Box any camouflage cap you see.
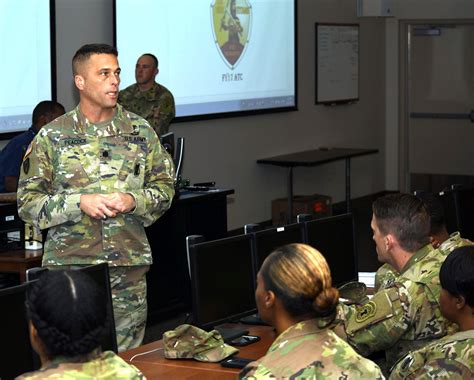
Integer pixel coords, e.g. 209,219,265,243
338,281,369,305
163,324,239,362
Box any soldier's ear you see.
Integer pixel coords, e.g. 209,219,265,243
384,234,394,250
74,74,85,90
455,295,466,310
265,290,276,308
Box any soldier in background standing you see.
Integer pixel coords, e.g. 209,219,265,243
17,43,175,352
118,53,175,137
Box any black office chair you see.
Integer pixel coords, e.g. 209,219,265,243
25,267,48,282
439,184,474,240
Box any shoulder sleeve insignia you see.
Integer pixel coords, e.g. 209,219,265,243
23,142,33,160
355,301,377,322
346,288,401,335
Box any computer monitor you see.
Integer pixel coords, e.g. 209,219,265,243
0,202,25,252
78,263,118,353
187,234,256,331
160,131,175,158
0,283,38,379
304,213,358,286
439,185,474,240
174,137,185,184
251,223,305,272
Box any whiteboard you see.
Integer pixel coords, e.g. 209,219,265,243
316,23,359,104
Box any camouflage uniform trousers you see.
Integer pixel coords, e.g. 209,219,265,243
46,265,149,353
109,265,149,353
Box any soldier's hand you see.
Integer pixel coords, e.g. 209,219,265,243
80,194,117,220
103,192,136,214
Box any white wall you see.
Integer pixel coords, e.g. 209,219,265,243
54,0,387,229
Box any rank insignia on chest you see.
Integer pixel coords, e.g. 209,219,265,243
131,125,140,135
355,301,377,322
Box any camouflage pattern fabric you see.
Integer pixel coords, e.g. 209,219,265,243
118,82,175,137
163,324,239,362
374,232,472,291
341,244,458,370
389,330,474,379
338,281,369,305
110,266,149,352
238,319,384,379
17,104,175,267
16,350,145,379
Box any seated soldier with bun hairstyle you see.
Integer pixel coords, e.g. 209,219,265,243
17,270,145,379
239,243,384,379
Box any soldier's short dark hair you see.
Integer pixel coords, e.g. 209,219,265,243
32,101,65,127
72,43,118,75
440,245,474,307
415,191,447,236
141,53,159,69
373,193,430,252
26,270,108,359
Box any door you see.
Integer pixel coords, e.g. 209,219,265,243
401,22,474,192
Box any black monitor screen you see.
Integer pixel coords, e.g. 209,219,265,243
0,283,38,379
79,263,118,353
160,131,175,159
305,214,358,286
452,187,474,241
254,223,304,271
189,234,256,329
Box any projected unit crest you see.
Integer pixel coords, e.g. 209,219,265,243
211,0,252,69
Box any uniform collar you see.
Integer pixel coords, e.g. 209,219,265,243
269,318,329,352
28,126,38,136
399,244,433,275
73,104,134,136
134,82,160,101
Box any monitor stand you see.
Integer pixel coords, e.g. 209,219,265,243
215,325,249,343
239,313,269,326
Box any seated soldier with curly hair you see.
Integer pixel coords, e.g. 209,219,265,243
390,246,474,379
17,270,145,379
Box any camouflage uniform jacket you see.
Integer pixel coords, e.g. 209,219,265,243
238,318,384,379
118,82,175,137
17,104,175,267
341,244,456,368
16,350,145,379
389,329,474,379
374,232,472,291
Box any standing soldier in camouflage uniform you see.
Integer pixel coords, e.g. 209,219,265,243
374,191,472,291
17,43,175,352
17,270,145,379
239,244,384,379
390,246,474,379
340,193,457,372
118,53,175,137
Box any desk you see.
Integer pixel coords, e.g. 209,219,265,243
120,325,274,379
0,249,42,283
257,148,378,222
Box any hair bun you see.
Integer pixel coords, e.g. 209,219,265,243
313,287,339,317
